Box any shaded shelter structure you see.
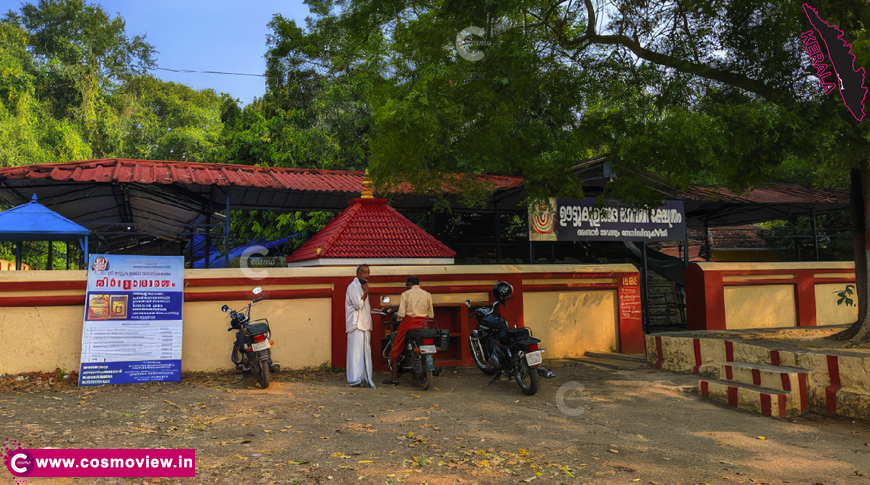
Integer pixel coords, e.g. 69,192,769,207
574,156,849,239
571,156,851,331
0,159,523,266
0,194,89,270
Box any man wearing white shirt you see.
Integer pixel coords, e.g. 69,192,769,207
345,264,375,388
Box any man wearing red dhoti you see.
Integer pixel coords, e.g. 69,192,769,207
383,276,434,386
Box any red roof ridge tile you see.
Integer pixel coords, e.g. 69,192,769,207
0,159,521,196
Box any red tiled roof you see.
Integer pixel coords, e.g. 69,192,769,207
286,198,457,261
680,184,848,204
0,159,523,194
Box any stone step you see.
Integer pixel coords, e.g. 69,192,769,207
721,362,809,411
699,378,806,419
583,351,647,363
567,356,647,371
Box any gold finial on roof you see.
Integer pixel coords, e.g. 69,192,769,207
361,169,374,198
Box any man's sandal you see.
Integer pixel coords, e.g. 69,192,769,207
382,379,399,386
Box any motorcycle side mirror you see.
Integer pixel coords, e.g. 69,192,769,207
252,287,263,295
465,300,471,308
221,305,229,313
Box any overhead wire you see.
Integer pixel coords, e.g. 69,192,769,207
148,66,266,77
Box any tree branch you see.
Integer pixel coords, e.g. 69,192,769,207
584,0,596,36
573,32,786,102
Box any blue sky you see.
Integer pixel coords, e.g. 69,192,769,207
34,0,314,104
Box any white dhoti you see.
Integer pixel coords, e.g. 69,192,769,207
346,329,375,387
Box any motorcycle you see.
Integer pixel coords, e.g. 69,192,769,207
221,287,280,389
466,281,553,396
372,300,447,390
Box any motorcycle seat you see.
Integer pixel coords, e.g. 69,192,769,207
246,323,270,336
407,328,441,340
506,328,531,340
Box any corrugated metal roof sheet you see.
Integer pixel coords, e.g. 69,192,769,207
287,198,456,261
680,184,848,204
0,159,522,194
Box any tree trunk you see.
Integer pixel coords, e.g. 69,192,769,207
834,168,870,346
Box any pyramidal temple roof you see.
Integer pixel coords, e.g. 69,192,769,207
286,197,456,266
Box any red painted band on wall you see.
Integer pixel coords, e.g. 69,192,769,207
727,387,738,407
778,394,787,418
184,276,333,288
725,365,733,380
700,381,709,397
0,280,86,292
770,350,780,366
0,295,86,307
654,337,664,369
751,369,762,386
760,393,772,416
184,289,333,302
725,341,734,362
692,338,702,374
520,272,629,280
825,355,841,416
723,279,802,286
780,373,791,392
523,284,619,292
795,271,817,327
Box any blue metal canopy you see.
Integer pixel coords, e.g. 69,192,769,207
0,194,89,241
189,234,302,269
0,194,89,269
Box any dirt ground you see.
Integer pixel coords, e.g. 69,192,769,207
2,361,870,485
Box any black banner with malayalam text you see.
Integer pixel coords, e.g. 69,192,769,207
529,198,686,242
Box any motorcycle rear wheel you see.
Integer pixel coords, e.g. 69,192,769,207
469,336,494,375
254,358,270,389
416,368,432,390
515,359,539,396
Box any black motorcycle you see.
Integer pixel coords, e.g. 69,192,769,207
467,281,552,396
372,304,447,390
221,287,280,389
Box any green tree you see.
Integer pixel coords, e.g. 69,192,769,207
268,1,589,203
1,0,227,165
4,0,156,79
282,0,870,345
0,21,55,166
118,76,224,161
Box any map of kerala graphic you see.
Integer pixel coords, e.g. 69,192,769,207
803,3,867,121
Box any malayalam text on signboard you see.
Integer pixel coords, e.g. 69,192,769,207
78,255,184,386
529,197,686,242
